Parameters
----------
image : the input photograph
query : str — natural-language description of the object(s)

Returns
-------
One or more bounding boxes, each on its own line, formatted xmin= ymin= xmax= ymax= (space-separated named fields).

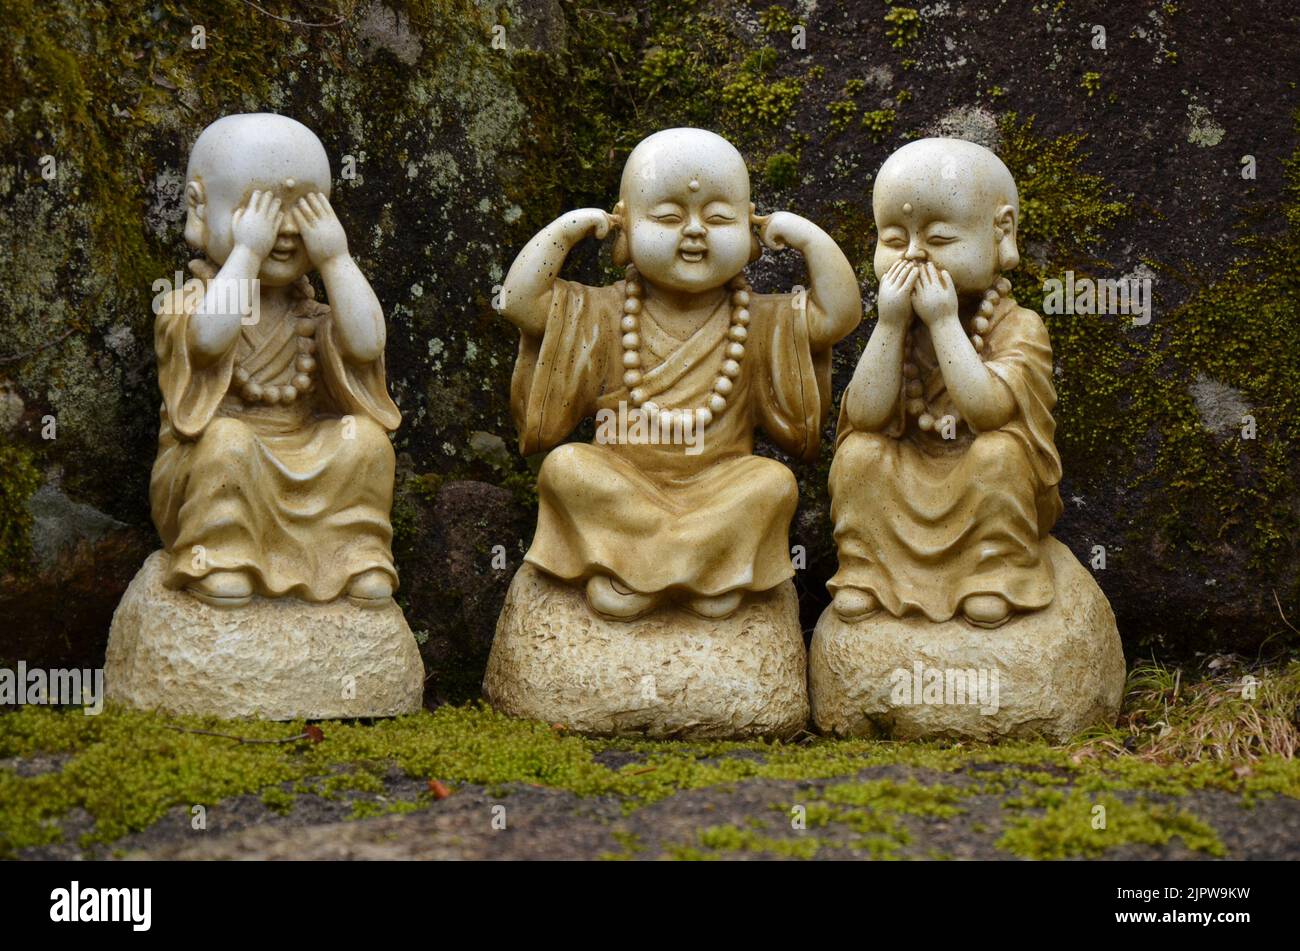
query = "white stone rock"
xmin=105 ymin=551 xmax=424 ymax=720
xmin=810 ymin=538 xmax=1125 ymax=743
xmin=484 ymin=564 xmax=809 ymax=740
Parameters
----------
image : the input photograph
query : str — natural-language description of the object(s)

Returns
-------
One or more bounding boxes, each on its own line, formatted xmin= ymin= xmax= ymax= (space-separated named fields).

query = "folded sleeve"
xmin=154 ymin=288 xmax=237 ymax=440
xmin=317 ymin=304 xmax=402 ymax=433
xmin=753 ymin=292 xmax=834 ymax=462
xmin=982 ymin=305 xmax=1062 ymax=491
xmin=509 ymin=279 xmax=616 ymax=455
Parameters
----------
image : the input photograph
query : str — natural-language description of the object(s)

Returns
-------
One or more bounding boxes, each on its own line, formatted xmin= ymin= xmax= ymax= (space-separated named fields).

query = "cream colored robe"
xmin=151 ymin=271 xmax=402 ymax=601
xmin=828 ymin=296 xmax=1063 ymax=620
xmin=512 ymin=278 xmax=833 ymax=596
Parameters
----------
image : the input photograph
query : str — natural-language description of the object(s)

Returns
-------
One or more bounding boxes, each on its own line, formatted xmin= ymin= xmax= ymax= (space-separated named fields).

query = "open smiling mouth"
xmin=269 ymin=243 xmax=296 ymax=262
xmin=679 ymin=246 xmax=707 ymax=263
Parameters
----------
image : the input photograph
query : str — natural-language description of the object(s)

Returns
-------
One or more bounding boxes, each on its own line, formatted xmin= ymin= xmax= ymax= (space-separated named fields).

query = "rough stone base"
xmin=483 ymin=564 xmax=809 ymax=740
xmin=104 ymin=551 xmax=425 ymax=720
xmin=809 ymin=538 xmax=1125 ymax=743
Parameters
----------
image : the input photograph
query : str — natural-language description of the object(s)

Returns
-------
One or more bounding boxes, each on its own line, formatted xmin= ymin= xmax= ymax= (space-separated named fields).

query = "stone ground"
xmin=10 ymin=754 xmax=1298 ymax=861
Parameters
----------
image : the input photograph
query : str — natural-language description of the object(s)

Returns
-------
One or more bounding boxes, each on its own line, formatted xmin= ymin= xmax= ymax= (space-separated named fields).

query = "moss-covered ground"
xmin=3 ymin=656 xmax=1297 ymax=860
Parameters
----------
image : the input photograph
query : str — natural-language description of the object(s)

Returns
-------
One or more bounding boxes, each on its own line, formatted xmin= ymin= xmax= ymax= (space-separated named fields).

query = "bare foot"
xmin=348 ymin=569 xmax=394 ymax=604
xmin=685 ymin=590 xmax=743 ymax=619
xmin=962 ymin=594 xmax=1011 ymax=628
xmin=188 ymin=569 xmax=254 ymax=608
xmin=833 ymin=587 xmax=879 ymax=621
xmin=585 ymin=574 xmax=657 ymax=620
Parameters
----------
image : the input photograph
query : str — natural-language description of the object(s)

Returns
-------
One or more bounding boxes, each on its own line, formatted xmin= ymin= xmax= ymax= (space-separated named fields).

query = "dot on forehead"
xmin=875 ymin=137 xmax=1019 ymax=215
xmin=621 ymin=127 xmax=750 ymax=202
xmin=187 ymin=113 xmax=331 ymax=196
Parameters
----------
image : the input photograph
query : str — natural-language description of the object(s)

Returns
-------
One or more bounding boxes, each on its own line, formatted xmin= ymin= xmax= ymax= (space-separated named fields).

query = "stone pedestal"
xmin=809 ymin=538 xmax=1125 ymax=743
xmin=104 ymin=551 xmax=424 ymax=719
xmin=483 ymin=564 xmax=809 ymax=739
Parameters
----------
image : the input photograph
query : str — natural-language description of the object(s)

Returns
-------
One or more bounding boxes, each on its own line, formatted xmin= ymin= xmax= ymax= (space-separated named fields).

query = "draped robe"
xmin=827 ymin=296 xmax=1063 ymax=621
xmin=150 ymin=273 xmax=402 ymax=601
xmin=512 ymin=278 xmax=833 ymax=596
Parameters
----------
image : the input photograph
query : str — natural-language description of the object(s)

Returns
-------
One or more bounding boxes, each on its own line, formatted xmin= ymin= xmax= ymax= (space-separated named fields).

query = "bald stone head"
xmin=872 ymin=137 xmax=1020 ymax=296
xmin=184 ymin=113 xmax=331 ymax=284
xmin=615 ymin=128 xmax=755 ymax=293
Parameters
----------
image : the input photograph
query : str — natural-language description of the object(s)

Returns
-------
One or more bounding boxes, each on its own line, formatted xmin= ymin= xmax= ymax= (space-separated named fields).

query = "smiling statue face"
xmin=620 ymin=129 xmax=752 ymax=294
xmin=186 ymin=114 xmax=332 ymax=287
xmin=872 ymin=138 xmax=1018 ymax=298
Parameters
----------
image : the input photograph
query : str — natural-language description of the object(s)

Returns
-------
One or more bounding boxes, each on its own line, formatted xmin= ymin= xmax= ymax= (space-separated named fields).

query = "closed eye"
xmin=652 ymin=214 xmax=682 ymax=224
xmin=706 ymin=215 xmax=735 ymax=224
xmin=927 ymin=234 xmax=958 ymax=243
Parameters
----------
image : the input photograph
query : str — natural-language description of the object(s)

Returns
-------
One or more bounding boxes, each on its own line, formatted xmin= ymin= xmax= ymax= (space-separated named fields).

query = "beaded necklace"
xmin=188 ymin=260 xmax=320 ymax=406
xmin=620 ymin=265 xmax=751 ymax=431
xmin=232 ymin=278 xmax=318 ymax=405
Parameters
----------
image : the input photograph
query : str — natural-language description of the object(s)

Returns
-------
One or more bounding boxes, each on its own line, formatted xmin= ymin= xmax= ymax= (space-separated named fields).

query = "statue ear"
xmin=184 ymin=180 xmax=207 ymax=250
xmin=612 ymin=233 xmax=630 ymax=267
xmin=748 ymin=201 xmax=763 ymax=262
xmin=994 ymin=203 xmax=1019 ymax=272
xmin=611 ymin=200 xmax=630 ymax=266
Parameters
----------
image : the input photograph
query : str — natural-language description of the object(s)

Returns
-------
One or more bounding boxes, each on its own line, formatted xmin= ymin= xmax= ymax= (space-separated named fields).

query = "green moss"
xmin=826 ymin=78 xmax=865 ymax=132
xmin=821 ymin=778 xmax=972 ymax=818
xmin=260 ymin=785 xmax=297 ymax=816
xmin=0 ymin=1 xmax=166 ymax=295
xmin=772 ymin=794 xmax=912 ymax=858
xmin=0 ymin=440 xmax=41 ymax=574
xmin=720 ymin=48 xmax=804 ymax=133
xmin=1080 ymin=71 xmax=1102 ymax=97
xmin=2 ymin=689 xmax=1295 ymax=857
xmin=1138 ymin=111 xmax=1300 ymax=569
xmin=685 ymin=823 xmax=823 ymax=859
xmin=511 ymin=0 xmax=816 ymax=244
xmin=608 ymin=828 xmax=645 ymax=856
xmin=974 ymin=766 xmax=1071 ymax=796
xmin=993 ymin=112 xmax=1138 ymax=479
xmin=763 ymin=152 xmax=800 ymax=190
xmin=1002 ymin=786 xmax=1067 ymax=810
xmin=998 ymin=790 xmax=1226 ymax=859
xmin=883 ymin=7 xmax=921 ymax=49
xmin=995 ymin=108 xmax=1300 ymax=586
xmin=861 ymin=108 xmax=897 ymax=143
xmin=758 ymin=5 xmax=800 ymax=36
xmin=762 ymin=777 xmax=982 ymax=857
xmin=0 ymin=705 xmax=965 ymax=854
xmin=998 ymin=113 xmax=1130 ymax=262
xmin=827 ymin=99 xmax=857 ymax=131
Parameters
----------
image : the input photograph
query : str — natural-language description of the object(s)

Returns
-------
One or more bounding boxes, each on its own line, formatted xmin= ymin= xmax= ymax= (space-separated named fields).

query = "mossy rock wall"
xmin=2 ymin=0 xmax=1297 ymax=699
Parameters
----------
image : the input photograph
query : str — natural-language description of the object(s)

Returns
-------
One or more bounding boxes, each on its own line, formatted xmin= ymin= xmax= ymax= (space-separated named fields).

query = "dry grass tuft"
xmin=1070 ymin=656 xmax=1300 ymax=765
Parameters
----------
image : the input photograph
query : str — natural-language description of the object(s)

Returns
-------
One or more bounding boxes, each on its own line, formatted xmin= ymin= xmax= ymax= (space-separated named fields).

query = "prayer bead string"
xmin=621 ymin=265 xmax=751 ymax=431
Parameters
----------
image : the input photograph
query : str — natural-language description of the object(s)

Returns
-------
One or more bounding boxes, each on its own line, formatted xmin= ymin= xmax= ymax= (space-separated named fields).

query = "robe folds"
xmin=827 ymin=296 xmax=1063 ymax=621
xmin=150 ymin=274 xmax=402 ymax=602
xmin=511 ymin=278 xmax=834 ymax=596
